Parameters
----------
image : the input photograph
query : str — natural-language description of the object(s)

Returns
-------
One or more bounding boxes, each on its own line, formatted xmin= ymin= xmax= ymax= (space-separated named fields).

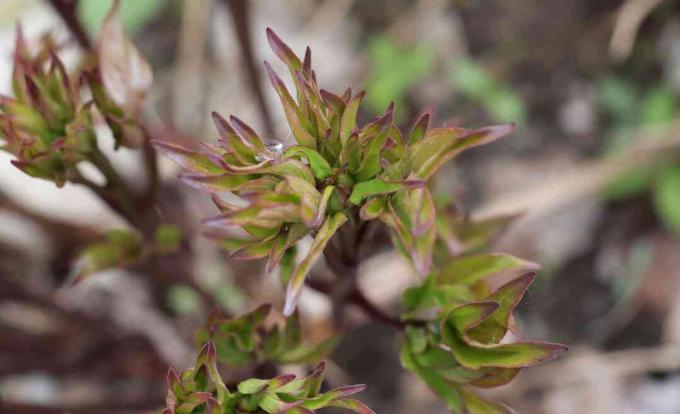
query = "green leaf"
xmin=229 ymin=115 xmax=266 ymax=151
xmin=441 ymin=315 xmax=567 ymax=369
xmin=401 ymin=275 xmax=471 ymax=318
xmin=400 ymin=338 xmax=466 ymax=412
xmin=447 ymin=301 xmax=499 ymax=334
xmin=408 ymin=113 xmax=430 ymax=145
xmin=353 ymin=118 xmax=391 ymax=182
xmin=468 ymin=273 xmax=536 ymax=344
xmin=238 ymin=378 xmax=269 ymax=394
xmin=349 ymin=178 xmax=418 ymax=205
xmin=459 ymin=387 xmax=516 ymax=414
xmin=320 ymin=89 xmax=346 ymax=114
xmin=439 ymin=253 xmax=539 ymax=286
xmin=654 ymin=166 xmax=680 ymax=234
xmin=438 ymin=213 xmax=517 ymax=254
xmin=211 ymin=112 xmax=260 ymax=164
xmin=179 ymin=172 xmax=254 ymax=192
xmin=279 ymin=246 xmax=297 ymax=285
xmin=340 ymin=91 xmax=365 ymax=145
xmin=284 ymin=146 xmax=332 ymax=180
xmin=359 ymin=196 xmax=386 ymax=220
xmin=283 ymin=212 xmax=348 ymax=315
xmin=471 ymin=367 xmax=521 ymax=389
xmin=405 ymin=125 xmax=514 ymax=180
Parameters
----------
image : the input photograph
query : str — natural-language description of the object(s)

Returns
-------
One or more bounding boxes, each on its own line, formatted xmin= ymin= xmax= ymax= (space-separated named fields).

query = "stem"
xmin=69 ymin=170 xmax=137 ymax=227
xmin=222 ymin=0 xmax=275 ymax=136
xmin=348 ymin=287 xmax=407 ymax=329
xmin=141 ymin=130 xmax=160 ymax=205
xmin=306 ymin=275 xmax=406 ymax=330
xmin=45 ymin=0 xmax=92 ymax=51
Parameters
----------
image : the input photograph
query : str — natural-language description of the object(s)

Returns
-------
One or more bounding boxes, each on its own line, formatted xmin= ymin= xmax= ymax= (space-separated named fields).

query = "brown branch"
xmin=222 ymin=0 xmax=275 ymax=136
xmin=45 ymin=0 xmax=92 ymax=51
xmin=306 ymin=277 xmax=406 ymax=330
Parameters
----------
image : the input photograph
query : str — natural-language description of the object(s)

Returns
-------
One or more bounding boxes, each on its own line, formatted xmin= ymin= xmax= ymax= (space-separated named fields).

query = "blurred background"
xmin=2 ymin=0 xmax=680 ymax=413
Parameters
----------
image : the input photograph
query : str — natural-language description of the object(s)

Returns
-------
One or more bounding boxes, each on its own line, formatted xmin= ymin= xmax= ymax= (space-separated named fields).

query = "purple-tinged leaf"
xmin=340 ymin=91 xmax=365 ymax=145
xmin=264 ymin=61 xmax=316 ymax=148
xmin=342 ymin=87 xmax=352 ymax=102
xmin=152 ymin=140 xmax=223 ymax=174
xmin=283 ymin=212 xmax=347 ymax=316
xmin=320 ymin=89 xmax=346 ymax=114
xmin=303 ymin=46 xmax=312 ymax=74
xmin=230 ymin=237 xmax=279 ymax=260
xmin=447 ymin=301 xmax=499 ymax=334
xmin=331 ymin=384 xmax=367 ymax=397
xmin=469 ymin=273 xmax=537 ymax=344
xmin=441 ymin=314 xmax=568 ymax=369
xmin=179 ymin=172 xmax=254 ymax=192
xmin=301 ymin=362 xmax=326 ymax=397
xmin=440 ymin=212 xmax=519 ymax=254
xmin=229 ymin=115 xmax=265 ymax=151
xmin=211 ymin=112 xmax=259 ymax=164
xmin=439 ymin=253 xmax=540 ymax=286
xmin=410 ymin=124 xmax=515 ymax=179
xmin=266 ymin=28 xmax=302 ymax=71
xmin=408 ymin=112 xmax=430 ymax=145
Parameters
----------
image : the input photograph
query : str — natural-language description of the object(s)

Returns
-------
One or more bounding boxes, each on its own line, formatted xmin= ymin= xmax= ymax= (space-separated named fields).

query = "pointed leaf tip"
xmin=266 ymin=28 xmax=302 ymax=70
xmin=334 ymin=384 xmax=368 ymax=397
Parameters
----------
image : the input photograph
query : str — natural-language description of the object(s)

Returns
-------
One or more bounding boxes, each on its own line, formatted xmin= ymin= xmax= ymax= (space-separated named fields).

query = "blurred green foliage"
xmin=598 ymin=75 xmax=680 ymax=235
xmin=654 ymin=166 xmax=680 ymax=234
xmin=78 ymin=0 xmax=166 ymax=36
xmin=365 ymin=36 xmax=434 ymax=118
xmin=168 ymin=284 xmax=202 ymax=316
xmin=450 ymin=58 xmax=526 ymax=124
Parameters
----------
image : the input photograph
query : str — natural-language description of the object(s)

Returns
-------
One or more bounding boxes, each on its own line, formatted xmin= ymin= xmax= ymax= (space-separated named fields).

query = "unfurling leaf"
xmin=98 ymin=0 xmax=153 ymax=116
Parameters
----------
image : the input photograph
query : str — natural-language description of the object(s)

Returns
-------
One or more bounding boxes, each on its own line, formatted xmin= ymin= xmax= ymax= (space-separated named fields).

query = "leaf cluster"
xmin=164 ymin=342 xmax=373 ymax=414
